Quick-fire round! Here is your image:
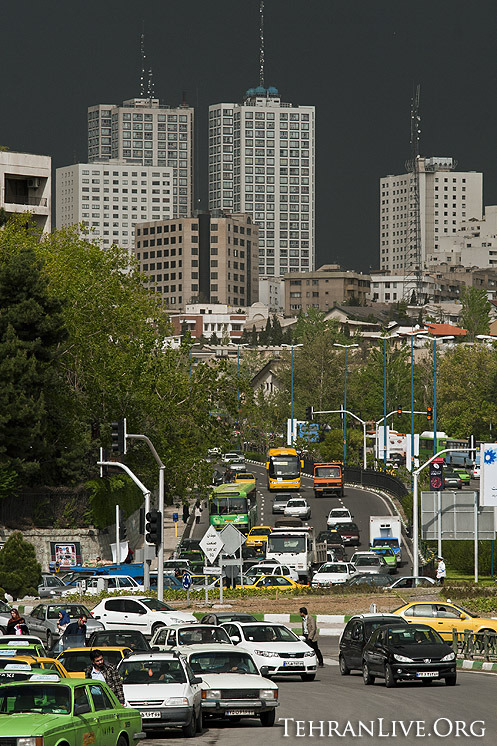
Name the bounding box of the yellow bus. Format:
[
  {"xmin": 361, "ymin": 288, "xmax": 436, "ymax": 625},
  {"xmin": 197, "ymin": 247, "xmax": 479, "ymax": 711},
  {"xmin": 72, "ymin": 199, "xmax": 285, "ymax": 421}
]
[{"xmin": 266, "ymin": 447, "xmax": 303, "ymax": 491}]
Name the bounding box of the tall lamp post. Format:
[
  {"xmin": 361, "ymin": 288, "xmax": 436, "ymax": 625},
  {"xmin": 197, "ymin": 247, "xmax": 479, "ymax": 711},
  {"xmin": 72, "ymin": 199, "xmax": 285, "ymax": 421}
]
[
  {"xmin": 372, "ymin": 334, "xmax": 398, "ymax": 468},
  {"xmin": 282, "ymin": 343, "xmax": 303, "ymax": 445},
  {"xmin": 401, "ymin": 330, "xmax": 424, "ymax": 472},
  {"xmin": 230, "ymin": 342, "xmax": 248, "ymax": 447},
  {"xmin": 418, "ymin": 335, "xmax": 454, "ymax": 455},
  {"xmin": 334, "ymin": 343, "xmax": 359, "ymax": 465}
]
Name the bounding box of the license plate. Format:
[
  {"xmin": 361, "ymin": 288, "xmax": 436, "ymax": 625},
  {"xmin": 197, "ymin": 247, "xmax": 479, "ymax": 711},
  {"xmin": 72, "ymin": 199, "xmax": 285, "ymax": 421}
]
[
  {"xmin": 283, "ymin": 660, "xmax": 304, "ymax": 667},
  {"xmin": 141, "ymin": 710, "xmax": 162, "ymax": 718},
  {"xmin": 416, "ymin": 672, "xmax": 438, "ymax": 678},
  {"xmin": 226, "ymin": 710, "xmax": 255, "ymax": 716}
]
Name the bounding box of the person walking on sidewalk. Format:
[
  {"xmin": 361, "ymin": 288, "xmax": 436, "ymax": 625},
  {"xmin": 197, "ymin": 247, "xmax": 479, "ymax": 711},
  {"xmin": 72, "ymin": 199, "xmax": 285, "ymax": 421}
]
[
  {"xmin": 299, "ymin": 606, "xmax": 324, "ymax": 667},
  {"xmin": 436, "ymin": 557, "xmax": 446, "ymax": 585}
]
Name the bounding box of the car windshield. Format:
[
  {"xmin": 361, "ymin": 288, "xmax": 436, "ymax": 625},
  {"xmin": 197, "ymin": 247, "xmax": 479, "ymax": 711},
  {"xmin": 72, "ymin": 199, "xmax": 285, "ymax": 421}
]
[
  {"xmin": 120, "ymin": 659, "xmax": 186, "ymax": 684},
  {"xmin": 386, "ymin": 626, "xmax": 443, "ymax": 646},
  {"xmin": 355, "ymin": 557, "xmax": 380, "ymax": 566},
  {"xmin": 90, "ymin": 632, "xmax": 148, "ymax": 650},
  {"xmin": 242, "ymin": 625, "xmax": 298, "ymax": 642},
  {"xmin": 0, "ymin": 602, "xmax": 10, "ymax": 614},
  {"xmin": 373, "ymin": 538, "xmax": 398, "ymax": 549},
  {"xmin": 47, "ymin": 605, "xmax": 91, "ymax": 620},
  {"xmin": 372, "ymin": 548, "xmax": 394, "ymax": 557},
  {"xmin": 59, "ymin": 651, "xmax": 124, "ymax": 672},
  {"xmin": 269, "ymin": 456, "xmax": 299, "ymax": 478},
  {"xmin": 249, "ymin": 528, "xmax": 271, "ymax": 536},
  {"xmin": 178, "ymin": 627, "xmax": 230, "ymax": 645},
  {"xmin": 140, "ymin": 599, "xmax": 174, "ymax": 612},
  {"xmin": 267, "ymin": 536, "xmax": 306, "ymax": 553},
  {"xmin": 315, "ymin": 466, "xmax": 340, "ymax": 478},
  {"xmin": 318, "ymin": 564, "xmax": 348, "ymax": 573},
  {"xmin": 189, "ymin": 651, "xmax": 258, "ymax": 675},
  {"xmin": 0, "ymin": 684, "xmax": 71, "ymax": 714},
  {"xmin": 210, "ymin": 497, "xmax": 247, "ymax": 515},
  {"xmin": 339, "ymin": 523, "xmax": 358, "ymax": 531},
  {"xmin": 288, "ymin": 501, "xmax": 306, "ymax": 508}
]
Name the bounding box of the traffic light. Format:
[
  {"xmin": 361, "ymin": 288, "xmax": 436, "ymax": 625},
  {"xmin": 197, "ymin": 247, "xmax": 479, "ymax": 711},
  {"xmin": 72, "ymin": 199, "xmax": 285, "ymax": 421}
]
[
  {"xmin": 397, "ymin": 407, "xmax": 403, "ymax": 415},
  {"xmin": 111, "ymin": 419, "xmax": 127, "ymax": 454},
  {"xmin": 145, "ymin": 510, "xmax": 162, "ymax": 546},
  {"xmin": 426, "ymin": 406, "xmax": 433, "ymax": 421},
  {"xmin": 305, "ymin": 406, "xmax": 314, "ymax": 421}
]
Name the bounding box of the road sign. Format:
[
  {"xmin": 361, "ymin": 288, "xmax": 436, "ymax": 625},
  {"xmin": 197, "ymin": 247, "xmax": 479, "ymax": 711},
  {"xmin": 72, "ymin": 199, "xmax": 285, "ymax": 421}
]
[
  {"xmin": 182, "ymin": 572, "xmax": 191, "ymax": 589},
  {"xmin": 199, "ymin": 525, "xmax": 224, "ymax": 564},
  {"xmin": 172, "ymin": 512, "xmax": 179, "ymax": 523},
  {"xmin": 480, "ymin": 443, "xmax": 497, "ymax": 506},
  {"xmin": 203, "ymin": 566, "xmax": 223, "ymax": 575},
  {"xmin": 429, "ymin": 458, "xmax": 444, "ymax": 491},
  {"xmin": 219, "ymin": 557, "xmax": 240, "ymax": 566},
  {"xmin": 219, "ymin": 523, "xmax": 246, "ymax": 556},
  {"xmin": 421, "ymin": 491, "xmax": 496, "ymax": 540}
]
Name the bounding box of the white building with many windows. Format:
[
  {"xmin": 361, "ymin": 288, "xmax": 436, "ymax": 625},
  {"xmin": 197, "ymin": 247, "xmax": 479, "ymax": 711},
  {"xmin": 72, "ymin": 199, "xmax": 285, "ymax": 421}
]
[
  {"xmin": 208, "ymin": 87, "xmax": 315, "ymax": 308},
  {"xmin": 55, "ymin": 161, "xmax": 173, "ymax": 251},
  {"xmin": 87, "ymin": 98, "xmax": 194, "ymax": 219},
  {"xmin": 380, "ymin": 157, "xmax": 482, "ymax": 274},
  {"xmin": 426, "ymin": 206, "xmax": 497, "ymax": 269}
]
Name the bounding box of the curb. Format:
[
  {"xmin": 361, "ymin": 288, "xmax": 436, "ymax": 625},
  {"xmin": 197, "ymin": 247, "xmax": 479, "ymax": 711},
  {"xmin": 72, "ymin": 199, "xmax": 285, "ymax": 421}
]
[{"xmin": 458, "ymin": 659, "xmax": 497, "ymax": 673}]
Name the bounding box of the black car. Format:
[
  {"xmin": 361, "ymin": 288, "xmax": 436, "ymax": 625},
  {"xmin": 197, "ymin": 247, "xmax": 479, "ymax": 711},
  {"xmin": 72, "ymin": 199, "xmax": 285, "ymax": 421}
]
[
  {"xmin": 339, "ymin": 614, "xmax": 408, "ymax": 675},
  {"xmin": 344, "ymin": 574, "xmax": 393, "ymax": 588},
  {"xmin": 87, "ymin": 629, "xmax": 152, "ymax": 652},
  {"xmin": 200, "ymin": 612, "xmax": 258, "ymax": 625},
  {"xmin": 362, "ymin": 623, "xmax": 457, "ymax": 687}
]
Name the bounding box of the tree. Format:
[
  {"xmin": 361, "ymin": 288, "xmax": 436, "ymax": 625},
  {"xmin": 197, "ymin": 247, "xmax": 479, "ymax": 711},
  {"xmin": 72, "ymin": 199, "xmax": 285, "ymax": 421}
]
[
  {"xmin": 270, "ymin": 314, "xmax": 283, "ymax": 345},
  {"xmin": 0, "ymin": 532, "xmax": 41, "ymax": 600},
  {"xmin": 250, "ymin": 324, "xmax": 258, "ymax": 346},
  {"xmin": 460, "ymin": 286, "xmax": 490, "ymax": 341},
  {"xmin": 210, "ymin": 331, "xmax": 220, "ymax": 345}
]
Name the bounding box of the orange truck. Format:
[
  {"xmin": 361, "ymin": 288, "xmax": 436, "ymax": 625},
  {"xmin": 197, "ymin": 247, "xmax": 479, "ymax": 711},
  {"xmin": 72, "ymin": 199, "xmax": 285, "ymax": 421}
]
[{"xmin": 313, "ymin": 462, "xmax": 344, "ymax": 498}]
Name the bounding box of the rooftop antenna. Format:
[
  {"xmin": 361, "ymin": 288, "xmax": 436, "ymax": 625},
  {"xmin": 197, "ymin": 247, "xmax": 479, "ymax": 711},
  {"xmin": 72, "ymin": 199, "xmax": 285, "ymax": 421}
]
[
  {"xmin": 259, "ymin": 0, "xmax": 265, "ymax": 87},
  {"xmin": 404, "ymin": 84, "xmax": 422, "ymax": 304},
  {"xmin": 140, "ymin": 26, "xmax": 155, "ymax": 100}
]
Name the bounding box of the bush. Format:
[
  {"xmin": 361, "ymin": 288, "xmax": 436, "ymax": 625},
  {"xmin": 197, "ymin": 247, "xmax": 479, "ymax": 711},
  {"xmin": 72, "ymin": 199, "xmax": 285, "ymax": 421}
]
[{"xmin": 0, "ymin": 532, "xmax": 41, "ymax": 600}]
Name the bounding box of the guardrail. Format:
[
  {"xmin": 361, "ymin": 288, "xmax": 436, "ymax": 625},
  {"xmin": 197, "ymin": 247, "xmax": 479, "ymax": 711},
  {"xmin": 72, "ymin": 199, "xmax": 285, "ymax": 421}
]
[{"xmin": 452, "ymin": 629, "xmax": 497, "ymax": 661}]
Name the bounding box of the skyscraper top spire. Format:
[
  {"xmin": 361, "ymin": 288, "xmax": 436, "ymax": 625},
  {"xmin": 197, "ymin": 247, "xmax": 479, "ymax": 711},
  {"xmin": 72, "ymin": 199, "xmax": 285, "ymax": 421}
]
[
  {"xmin": 259, "ymin": 0, "xmax": 265, "ymax": 88},
  {"xmin": 140, "ymin": 28, "xmax": 155, "ymax": 99}
]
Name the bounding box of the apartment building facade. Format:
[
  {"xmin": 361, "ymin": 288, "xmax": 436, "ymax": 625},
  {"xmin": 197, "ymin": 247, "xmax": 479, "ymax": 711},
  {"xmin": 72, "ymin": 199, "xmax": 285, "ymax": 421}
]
[
  {"xmin": 0, "ymin": 151, "xmax": 51, "ymax": 232},
  {"xmin": 283, "ymin": 264, "xmax": 370, "ymax": 314}
]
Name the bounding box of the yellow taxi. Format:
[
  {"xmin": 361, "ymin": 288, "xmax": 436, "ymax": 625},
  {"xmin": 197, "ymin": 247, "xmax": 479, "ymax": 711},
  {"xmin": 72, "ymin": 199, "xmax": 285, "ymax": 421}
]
[
  {"xmin": 56, "ymin": 646, "xmax": 133, "ymax": 678},
  {"xmin": 246, "ymin": 526, "xmax": 272, "ymax": 548},
  {"xmin": 4, "ymin": 655, "xmax": 69, "ymax": 677},
  {"xmin": 234, "ymin": 472, "xmax": 256, "ymax": 486},
  {"xmin": 393, "ymin": 601, "xmax": 497, "ymax": 640},
  {"xmin": 241, "ymin": 574, "xmax": 307, "ymax": 591}
]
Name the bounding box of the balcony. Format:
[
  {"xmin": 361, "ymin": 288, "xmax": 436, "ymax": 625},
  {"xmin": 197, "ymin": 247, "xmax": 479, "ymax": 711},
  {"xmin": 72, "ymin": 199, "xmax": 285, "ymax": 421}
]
[{"xmin": 5, "ymin": 195, "xmax": 47, "ymax": 207}]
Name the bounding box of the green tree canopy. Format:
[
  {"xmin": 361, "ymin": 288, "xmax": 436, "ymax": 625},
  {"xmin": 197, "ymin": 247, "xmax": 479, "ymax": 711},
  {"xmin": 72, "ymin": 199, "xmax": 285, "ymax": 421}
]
[
  {"xmin": 460, "ymin": 286, "xmax": 490, "ymax": 341},
  {"xmin": 0, "ymin": 532, "xmax": 41, "ymax": 600}
]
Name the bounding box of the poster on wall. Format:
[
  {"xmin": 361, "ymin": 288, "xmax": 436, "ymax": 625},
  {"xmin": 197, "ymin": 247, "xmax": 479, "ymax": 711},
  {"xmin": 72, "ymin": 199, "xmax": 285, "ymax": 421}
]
[{"xmin": 50, "ymin": 542, "xmax": 82, "ymax": 570}]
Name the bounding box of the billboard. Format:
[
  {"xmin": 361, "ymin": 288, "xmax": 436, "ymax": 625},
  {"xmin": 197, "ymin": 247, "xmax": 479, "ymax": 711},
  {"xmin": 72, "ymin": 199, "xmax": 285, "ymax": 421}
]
[{"xmin": 479, "ymin": 443, "xmax": 497, "ymax": 506}]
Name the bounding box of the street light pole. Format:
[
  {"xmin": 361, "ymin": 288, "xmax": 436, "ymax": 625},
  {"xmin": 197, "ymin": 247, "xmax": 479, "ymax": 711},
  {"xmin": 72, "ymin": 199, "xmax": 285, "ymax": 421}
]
[
  {"xmin": 418, "ymin": 335, "xmax": 454, "ymax": 455},
  {"xmin": 334, "ymin": 343, "xmax": 359, "ymax": 465},
  {"xmin": 373, "ymin": 334, "xmax": 397, "ymax": 469},
  {"xmin": 282, "ymin": 343, "xmax": 303, "ymax": 446}
]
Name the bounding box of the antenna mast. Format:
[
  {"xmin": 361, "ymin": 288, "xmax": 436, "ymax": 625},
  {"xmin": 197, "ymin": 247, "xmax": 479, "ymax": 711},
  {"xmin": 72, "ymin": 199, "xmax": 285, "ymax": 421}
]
[
  {"xmin": 404, "ymin": 85, "xmax": 422, "ymax": 304},
  {"xmin": 259, "ymin": 0, "xmax": 265, "ymax": 87},
  {"xmin": 140, "ymin": 29, "xmax": 155, "ymax": 100}
]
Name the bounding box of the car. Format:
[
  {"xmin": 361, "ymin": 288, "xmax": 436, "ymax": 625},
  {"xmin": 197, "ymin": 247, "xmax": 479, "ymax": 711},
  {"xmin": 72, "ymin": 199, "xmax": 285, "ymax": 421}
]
[
  {"xmin": 392, "ymin": 600, "xmax": 497, "ymax": 640},
  {"xmin": 317, "ymin": 529, "xmax": 343, "ymax": 544},
  {"xmin": 234, "ymin": 471, "xmax": 256, "ymax": 485},
  {"xmin": 344, "ymin": 574, "xmax": 394, "ymax": 588},
  {"xmin": 271, "ymin": 492, "xmax": 293, "ymax": 514},
  {"xmin": 0, "ymin": 638, "xmax": 47, "ymax": 658},
  {"xmin": 443, "ymin": 469, "xmax": 463, "ymax": 489},
  {"xmin": 178, "ymin": 537, "xmax": 202, "ymax": 553},
  {"xmin": 326, "ymin": 544, "xmax": 348, "ymax": 562},
  {"xmin": 339, "ymin": 613, "xmax": 410, "ymax": 674},
  {"xmin": 388, "ymin": 576, "xmax": 436, "ymax": 589},
  {"xmin": 335, "ymin": 522, "xmax": 360, "ymax": 546},
  {"xmin": 87, "ymin": 629, "xmax": 152, "ymax": 652},
  {"xmin": 220, "ymin": 621, "xmax": 317, "ymax": 680},
  {"xmin": 163, "ymin": 559, "xmax": 193, "ymax": 576},
  {"xmin": 472, "ymin": 464, "xmax": 480, "ymax": 479},
  {"xmin": 223, "ymin": 452, "xmax": 242, "ymax": 464},
  {"xmin": 0, "ymin": 674, "xmax": 145, "ymax": 744},
  {"xmin": 249, "ymin": 562, "xmax": 299, "ymax": 581},
  {"xmin": 370, "ymin": 536, "xmax": 402, "ymax": 564},
  {"xmin": 199, "ymin": 612, "xmax": 258, "ymax": 625},
  {"xmin": 61, "ymin": 574, "xmax": 143, "ymax": 596},
  {"xmin": 37, "ymin": 573, "xmax": 66, "ymax": 598},
  {"xmin": 212, "ymin": 468, "xmax": 225, "ymax": 485},
  {"xmin": 362, "ymin": 623, "xmax": 457, "ymax": 687},
  {"xmin": 0, "ymin": 662, "xmax": 66, "ymax": 683},
  {"xmin": 3, "ymin": 656, "xmax": 69, "ymax": 677},
  {"xmin": 183, "ymin": 643, "xmax": 279, "ymax": 726},
  {"xmin": 327, "ymin": 507, "xmax": 353, "ymax": 528},
  {"xmin": 369, "ymin": 545, "xmax": 398, "ymax": 573},
  {"xmin": 311, "ymin": 562, "xmax": 356, "ymax": 587},
  {"xmin": 246, "ymin": 526, "xmax": 272, "ymax": 548},
  {"xmin": 230, "ymin": 459, "xmax": 247, "ymax": 473},
  {"xmin": 91, "ymin": 596, "xmax": 196, "ymax": 635},
  {"xmin": 453, "ymin": 468, "xmax": 471, "ymax": 485},
  {"xmin": 0, "ymin": 600, "xmax": 14, "ymax": 634},
  {"xmin": 24, "ymin": 603, "xmax": 104, "ymax": 649},
  {"xmin": 284, "ymin": 498, "xmax": 311, "ymax": 520},
  {"xmin": 149, "ymin": 572, "xmax": 184, "ymax": 592},
  {"xmin": 177, "ymin": 550, "xmax": 204, "ymax": 571},
  {"xmin": 350, "ymin": 551, "xmax": 390, "ymax": 575},
  {"xmin": 241, "ymin": 575, "xmax": 307, "ymax": 591},
  {"xmin": 118, "ymin": 651, "xmax": 203, "ymax": 736},
  {"xmin": 56, "ymin": 646, "xmax": 133, "ymax": 678},
  {"xmin": 150, "ymin": 624, "xmax": 232, "ymax": 650}
]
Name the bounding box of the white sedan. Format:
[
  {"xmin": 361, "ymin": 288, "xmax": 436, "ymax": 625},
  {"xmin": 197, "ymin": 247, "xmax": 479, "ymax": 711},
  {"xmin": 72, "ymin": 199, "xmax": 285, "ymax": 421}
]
[
  {"xmin": 327, "ymin": 507, "xmax": 353, "ymax": 527},
  {"xmin": 220, "ymin": 621, "xmax": 317, "ymax": 681},
  {"xmin": 92, "ymin": 596, "xmax": 196, "ymax": 635},
  {"xmin": 284, "ymin": 498, "xmax": 311, "ymax": 520},
  {"xmin": 311, "ymin": 562, "xmax": 356, "ymax": 587},
  {"xmin": 249, "ymin": 562, "xmax": 299, "ymax": 582}
]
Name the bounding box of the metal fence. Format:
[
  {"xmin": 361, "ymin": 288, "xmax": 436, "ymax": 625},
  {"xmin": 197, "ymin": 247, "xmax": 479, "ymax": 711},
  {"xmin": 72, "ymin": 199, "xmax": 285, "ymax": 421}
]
[{"xmin": 452, "ymin": 629, "xmax": 497, "ymax": 661}]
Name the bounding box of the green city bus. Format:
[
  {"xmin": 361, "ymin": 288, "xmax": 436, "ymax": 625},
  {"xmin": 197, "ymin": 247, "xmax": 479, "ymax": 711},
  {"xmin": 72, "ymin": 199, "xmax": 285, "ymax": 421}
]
[{"xmin": 209, "ymin": 482, "xmax": 258, "ymax": 534}]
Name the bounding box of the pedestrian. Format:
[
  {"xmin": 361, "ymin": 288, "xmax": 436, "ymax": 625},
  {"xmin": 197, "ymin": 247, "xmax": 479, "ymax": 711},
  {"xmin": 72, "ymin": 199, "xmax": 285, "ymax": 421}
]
[
  {"xmin": 195, "ymin": 504, "xmax": 202, "ymax": 524},
  {"xmin": 63, "ymin": 614, "xmax": 87, "ymax": 649},
  {"xmin": 299, "ymin": 606, "xmax": 324, "ymax": 667},
  {"xmin": 436, "ymin": 556, "xmax": 446, "ymax": 585},
  {"xmin": 85, "ymin": 649, "xmax": 124, "ymax": 704},
  {"xmin": 6, "ymin": 609, "xmax": 28, "ymax": 636},
  {"xmin": 56, "ymin": 609, "xmax": 71, "ymax": 636},
  {"xmin": 182, "ymin": 503, "xmax": 190, "ymax": 524}
]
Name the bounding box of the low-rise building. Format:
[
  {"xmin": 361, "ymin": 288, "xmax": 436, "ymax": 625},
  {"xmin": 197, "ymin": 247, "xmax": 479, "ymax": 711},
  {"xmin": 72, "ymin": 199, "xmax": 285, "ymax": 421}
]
[
  {"xmin": 0, "ymin": 150, "xmax": 51, "ymax": 232},
  {"xmin": 283, "ymin": 264, "xmax": 370, "ymax": 314},
  {"xmin": 169, "ymin": 303, "xmax": 246, "ymax": 341}
]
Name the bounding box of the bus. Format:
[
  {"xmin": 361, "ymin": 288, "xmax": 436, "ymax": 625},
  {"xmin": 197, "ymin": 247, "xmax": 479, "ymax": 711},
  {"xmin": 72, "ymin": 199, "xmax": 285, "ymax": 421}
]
[
  {"xmin": 208, "ymin": 482, "xmax": 257, "ymax": 534},
  {"xmin": 266, "ymin": 447, "xmax": 303, "ymax": 491},
  {"xmin": 419, "ymin": 432, "xmax": 480, "ymax": 468},
  {"xmin": 418, "ymin": 431, "xmax": 449, "ymax": 463}
]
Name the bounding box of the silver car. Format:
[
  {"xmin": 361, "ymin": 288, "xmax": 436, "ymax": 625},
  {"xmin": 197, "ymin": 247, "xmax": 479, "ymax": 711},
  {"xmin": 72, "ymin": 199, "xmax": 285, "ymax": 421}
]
[
  {"xmin": 24, "ymin": 602, "xmax": 104, "ymax": 649},
  {"xmin": 272, "ymin": 493, "xmax": 292, "ymax": 514},
  {"xmin": 37, "ymin": 574, "xmax": 66, "ymax": 598},
  {"xmin": 350, "ymin": 552, "xmax": 390, "ymax": 576},
  {"xmin": 0, "ymin": 600, "xmax": 13, "ymax": 634}
]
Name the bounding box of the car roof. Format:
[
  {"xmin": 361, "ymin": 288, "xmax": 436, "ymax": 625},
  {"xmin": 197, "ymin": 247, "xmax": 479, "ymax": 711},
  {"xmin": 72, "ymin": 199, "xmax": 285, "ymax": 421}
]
[
  {"xmin": 156, "ymin": 624, "xmax": 218, "ymax": 631},
  {"xmin": 181, "ymin": 643, "xmax": 251, "ymax": 654},
  {"xmin": 223, "ymin": 621, "xmax": 286, "ymax": 627},
  {"xmin": 57, "ymin": 646, "xmax": 132, "ymax": 653},
  {"xmin": 347, "ymin": 613, "xmax": 408, "ymax": 621}
]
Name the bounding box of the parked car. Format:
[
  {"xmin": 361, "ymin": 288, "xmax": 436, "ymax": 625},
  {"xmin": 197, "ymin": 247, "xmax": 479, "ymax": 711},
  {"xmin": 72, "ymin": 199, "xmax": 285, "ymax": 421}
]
[
  {"xmin": 335, "ymin": 522, "xmax": 360, "ymax": 546},
  {"xmin": 327, "ymin": 507, "xmax": 353, "ymax": 528},
  {"xmin": 119, "ymin": 652, "xmax": 203, "ymax": 736},
  {"xmin": 443, "ymin": 469, "xmax": 463, "ymax": 489},
  {"xmin": 199, "ymin": 612, "xmax": 257, "ymax": 625},
  {"xmin": 91, "ymin": 596, "xmax": 196, "ymax": 635},
  {"xmin": 37, "ymin": 573, "xmax": 66, "ymax": 598},
  {"xmin": 249, "ymin": 562, "xmax": 299, "ymax": 582},
  {"xmin": 272, "ymin": 492, "xmax": 293, "ymax": 514},
  {"xmin": 344, "ymin": 574, "xmax": 393, "ymax": 588},
  {"xmin": 284, "ymin": 498, "xmax": 311, "ymax": 520},
  {"xmin": 61, "ymin": 574, "xmax": 143, "ymax": 597},
  {"xmin": 362, "ymin": 623, "xmax": 457, "ymax": 687},
  {"xmin": 87, "ymin": 629, "xmax": 152, "ymax": 653},
  {"xmin": 388, "ymin": 576, "xmax": 436, "ymax": 589},
  {"xmin": 339, "ymin": 613, "xmax": 409, "ymax": 674},
  {"xmin": 183, "ymin": 643, "xmax": 279, "ymax": 726},
  {"xmin": 24, "ymin": 603, "xmax": 104, "ymax": 649},
  {"xmin": 311, "ymin": 562, "xmax": 356, "ymax": 587}
]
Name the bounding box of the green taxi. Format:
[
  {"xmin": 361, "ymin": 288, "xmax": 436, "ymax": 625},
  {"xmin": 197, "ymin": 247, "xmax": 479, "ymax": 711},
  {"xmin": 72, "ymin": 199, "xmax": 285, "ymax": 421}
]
[
  {"xmin": 453, "ymin": 469, "xmax": 471, "ymax": 485},
  {"xmin": 0, "ymin": 638, "xmax": 46, "ymax": 658},
  {"xmin": 0, "ymin": 674, "xmax": 145, "ymax": 745},
  {"xmin": 369, "ymin": 545, "xmax": 398, "ymax": 573}
]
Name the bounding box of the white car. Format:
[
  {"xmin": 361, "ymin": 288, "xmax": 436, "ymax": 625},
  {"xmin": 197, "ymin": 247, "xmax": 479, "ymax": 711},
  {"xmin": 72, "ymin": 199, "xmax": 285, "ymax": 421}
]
[
  {"xmin": 118, "ymin": 651, "xmax": 202, "ymax": 736},
  {"xmin": 388, "ymin": 576, "xmax": 436, "ymax": 589},
  {"xmin": 311, "ymin": 562, "xmax": 356, "ymax": 587},
  {"xmin": 61, "ymin": 574, "xmax": 143, "ymax": 596},
  {"xmin": 327, "ymin": 507, "xmax": 353, "ymax": 527},
  {"xmin": 220, "ymin": 621, "xmax": 317, "ymax": 681},
  {"xmin": 182, "ymin": 643, "xmax": 279, "ymax": 726},
  {"xmin": 150, "ymin": 624, "xmax": 232, "ymax": 650},
  {"xmin": 472, "ymin": 464, "xmax": 480, "ymax": 479},
  {"xmin": 249, "ymin": 562, "xmax": 299, "ymax": 582},
  {"xmin": 91, "ymin": 596, "xmax": 196, "ymax": 635},
  {"xmin": 284, "ymin": 498, "xmax": 311, "ymax": 520},
  {"xmin": 223, "ymin": 452, "xmax": 242, "ymax": 464}
]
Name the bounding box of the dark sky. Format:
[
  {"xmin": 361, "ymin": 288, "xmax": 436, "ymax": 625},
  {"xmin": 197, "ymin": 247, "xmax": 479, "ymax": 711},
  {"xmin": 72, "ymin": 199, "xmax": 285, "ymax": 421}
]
[{"xmin": 3, "ymin": 0, "xmax": 497, "ymax": 272}]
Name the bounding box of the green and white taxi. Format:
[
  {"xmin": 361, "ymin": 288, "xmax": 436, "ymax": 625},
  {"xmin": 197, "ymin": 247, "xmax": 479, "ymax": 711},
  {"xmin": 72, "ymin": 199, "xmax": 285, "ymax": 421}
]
[
  {"xmin": 0, "ymin": 673, "xmax": 145, "ymax": 745},
  {"xmin": 0, "ymin": 637, "xmax": 47, "ymax": 658}
]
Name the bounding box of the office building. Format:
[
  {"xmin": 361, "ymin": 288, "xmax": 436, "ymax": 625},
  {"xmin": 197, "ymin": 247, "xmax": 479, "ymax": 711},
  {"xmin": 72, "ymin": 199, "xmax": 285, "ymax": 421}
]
[
  {"xmin": 133, "ymin": 210, "xmax": 259, "ymax": 310},
  {"xmin": 0, "ymin": 151, "xmax": 51, "ymax": 232},
  {"xmin": 56, "ymin": 161, "xmax": 173, "ymax": 250},
  {"xmin": 283, "ymin": 264, "xmax": 370, "ymax": 314},
  {"xmin": 87, "ymin": 98, "xmax": 194, "ymax": 218},
  {"xmin": 426, "ymin": 205, "xmax": 497, "ymax": 268},
  {"xmin": 380, "ymin": 157, "xmax": 482, "ymax": 273},
  {"xmin": 208, "ymin": 87, "xmax": 315, "ymax": 306}
]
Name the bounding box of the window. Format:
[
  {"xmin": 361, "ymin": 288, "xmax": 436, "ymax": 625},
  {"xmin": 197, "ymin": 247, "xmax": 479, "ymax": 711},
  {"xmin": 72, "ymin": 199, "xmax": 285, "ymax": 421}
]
[{"xmin": 89, "ymin": 684, "xmax": 115, "ymax": 711}]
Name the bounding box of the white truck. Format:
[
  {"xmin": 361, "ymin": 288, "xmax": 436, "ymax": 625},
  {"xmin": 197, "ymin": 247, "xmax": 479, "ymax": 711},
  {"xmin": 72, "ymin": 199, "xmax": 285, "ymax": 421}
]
[
  {"xmin": 265, "ymin": 527, "xmax": 327, "ymax": 583},
  {"xmin": 369, "ymin": 515, "xmax": 403, "ymax": 564}
]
